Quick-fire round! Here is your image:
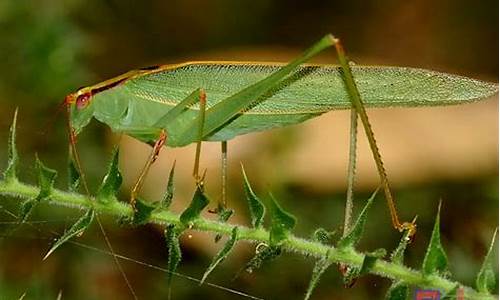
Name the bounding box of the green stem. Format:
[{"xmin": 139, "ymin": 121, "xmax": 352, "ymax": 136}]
[{"xmin": 0, "ymin": 179, "xmax": 493, "ymax": 300}]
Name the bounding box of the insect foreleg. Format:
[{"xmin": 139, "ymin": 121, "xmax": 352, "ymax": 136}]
[
  {"xmin": 332, "ymin": 37, "xmax": 417, "ymax": 237},
  {"xmin": 129, "ymin": 130, "xmax": 167, "ymax": 209}
]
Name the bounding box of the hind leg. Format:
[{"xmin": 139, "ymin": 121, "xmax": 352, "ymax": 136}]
[{"xmin": 333, "ymin": 37, "xmax": 416, "ymax": 237}]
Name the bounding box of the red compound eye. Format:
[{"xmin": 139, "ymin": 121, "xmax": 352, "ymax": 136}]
[{"xmin": 76, "ymin": 92, "xmax": 91, "ymax": 109}]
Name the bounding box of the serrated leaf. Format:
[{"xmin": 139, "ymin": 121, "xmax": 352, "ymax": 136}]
[
  {"xmin": 269, "ymin": 193, "xmax": 296, "ymax": 245},
  {"xmin": 43, "ymin": 209, "xmax": 94, "ymax": 260},
  {"xmin": 3, "ymin": 109, "xmax": 19, "ymax": 182},
  {"xmin": 35, "ymin": 156, "xmax": 57, "ymax": 201},
  {"xmin": 312, "ymin": 228, "xmax": 335, "ymax": 245},
  {"xmin": 422, "ymin": 201, "xmax": 448, "ymax": 275},
  {"xmin": 96, "ymin": 148, "xmax": 122, "ymax": 204},
  {"xmin": 131, "ymin": 199, "xmax": 156, "ymax": 225},
  {"xmin": 67, "ymin": 157, "xmax": 80, "ymax": 192},
  {"xmin": 160, "ymin": 161, "xmax": 176, "ymax": 209},
  {"xmin": 338, "ymin": 188, "xmax": 378, "ymax": 249},
  {"xmin": 201, "ymin": 227, "xmax": 238, "ymax": 284},
  {"xmin": 391, "ymin": 230, "xmax": 412, "ymax": 265},
  {"xmin": 476, "ymin": 228, "xmax": 498, "ymax": 293},
  {"xmin": 19, "ymin": 198, "xmax": 37, "ymax": 223},
  {"xmin": 165, "ymin": 224, "xmax": 182, "ymax": 286},
  {"xmin": 245, "ymin": 244, "xmax": 281, "ymax": 273},
  {"xmin": 241, "ymin": 164, "xmax": 265, "ymax": 228},
  {"xmin": 20, "ymin": 157, "xmax": 58, "ymax": 221},
  {"xmin": 179, "ymin": 185, "xmax": 209, "ymax": 226},
  {"xmin": 386, "ymin": 231, "xmax": 413, "ymax": 299},
  {"xmin": 304, "ymin": 250, "xmax": 333, "ymax": 300},
  {"xmin": 214, "ymin": 205, "xmax": 234, "ymax": 243},
  {"xmin": 217, "ymin": 205, "xmax": 234, "ymax": 224},
  {"xmin": 385, "ymin": 281, "xmax": 409, "ymax": 300}
]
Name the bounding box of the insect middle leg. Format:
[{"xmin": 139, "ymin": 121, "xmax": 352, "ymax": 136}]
[
  {"xmin": 190, "ymin": 92, "xmax": 231, "ymax": 215},
  {"xmin": 192, "ymin": 89, "xmax": 207, "ymax": 186},
  {"xmin": 209, "ymin": 141, "xmax": 231, "ymax": 215},
  {"xmin": 220, "ymin": 140, "xmax": 228, "ymax": 210}
]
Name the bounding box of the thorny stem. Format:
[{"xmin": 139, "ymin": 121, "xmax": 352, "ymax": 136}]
[{"xmin": 0, "ymin": 179, "xmax": 494, "ymax": 300}]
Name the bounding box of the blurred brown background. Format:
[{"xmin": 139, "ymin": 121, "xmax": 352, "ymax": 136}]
[{"xmin": 0, "ymin": 1, "xmax": 497, "ymax": 299}]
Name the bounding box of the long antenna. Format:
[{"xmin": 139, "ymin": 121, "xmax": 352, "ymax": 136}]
[{"xmin": 65, "ymin": 100, "xmax": 138, "ymax": 299}]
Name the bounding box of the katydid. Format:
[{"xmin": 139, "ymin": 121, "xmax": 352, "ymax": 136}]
[{"xmin": 63, "ymin": 34, "xmax": 498, "ymax": 237}]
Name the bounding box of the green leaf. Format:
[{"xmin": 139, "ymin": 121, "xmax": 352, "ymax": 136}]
[
  {"xmin": 131, "ymin": 199, "xmax": 156, "ymax": 225},
  {"xmin": 241, "ymin": 164, "xmax": 265, "ymax": 228},
  {"xmin": 3, "ymin": 109, "xmax": 18, "ymax": 182},
  {"xmin": 214, "ymin": 205, "xmax": 234, "ymax": 243},
  {"xmin": 67, "ymin": 157, "xmax": 80, "ymax": 192},
  {"xmin": 312, "ymin": 228, "xmax": 335, "ymax": 245},
  {"xmin": 217, "ymin": 205, "xmax": 234, "ymax": 224},
  {"xmin": 268, "ymin": 193, "xmax": 296, "ymax": 245},
  {"xmin": 165, "ymin": 224, "xmax": 182, "ymax": 286},
  {"xmin": 35, "ymin": 156, "xmax": 57, "ymax": 201},
  {"xmin": 476, "ymin": 228, "xmax": 498, "ymax": 293},
  {"xmin": 385, "ymin": 281, "xmax": 409, "ymax": 300},
  {"xmin": 96, "ymin": 148, "xmax": 122, "ymax": 204},
  {"xmin": 19, "ymin": 198, "xmax": 37, "ymax": 223},
  {"xmin": 20, "ymin": 157, "xmax": 57, "ymax": 221},
  {"xmin": 43, "ymin": 209, "xmax": 94, "ymax": 260},
  {"xmin": 422, "ymin": 201, "xmax": 448, "ymax": 275},
  {"xmin": 201, "ymin": 227, "xmax": 238, "ymax": 284},
  {"xmin": 304, "ymin": 249, "xmax": 333, "ymax": 300},
  {"xmin": 245, "ymin": 244, "xmax": 281, "ymax": 274},
  {"xmin": 160, "ymin": 161, "xmax": 176, "ymax": 209},
  {"xmin": 390, "ymin": 230, "xmax": 412, "ymax": 265},
  {"xmin": 338, "ymin": 188, "xmax": 378, "ymax": 249},
  {"xmin": 179, "ymin": 185, "xmax": 209, "ymax": 226},
  {"xmin": 386, "ymin": 231, "xmax": 412, "ymax": 300}
]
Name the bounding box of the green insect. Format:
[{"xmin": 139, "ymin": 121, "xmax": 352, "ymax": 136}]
[{"xmin": 64, "ymin": 34, "xmax": 498, "ymax": 237}]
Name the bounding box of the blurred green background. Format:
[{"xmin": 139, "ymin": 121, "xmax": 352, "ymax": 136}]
[{"xmin": 0, "ymin": 1, "xmax": 498, "ymax": 299}]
